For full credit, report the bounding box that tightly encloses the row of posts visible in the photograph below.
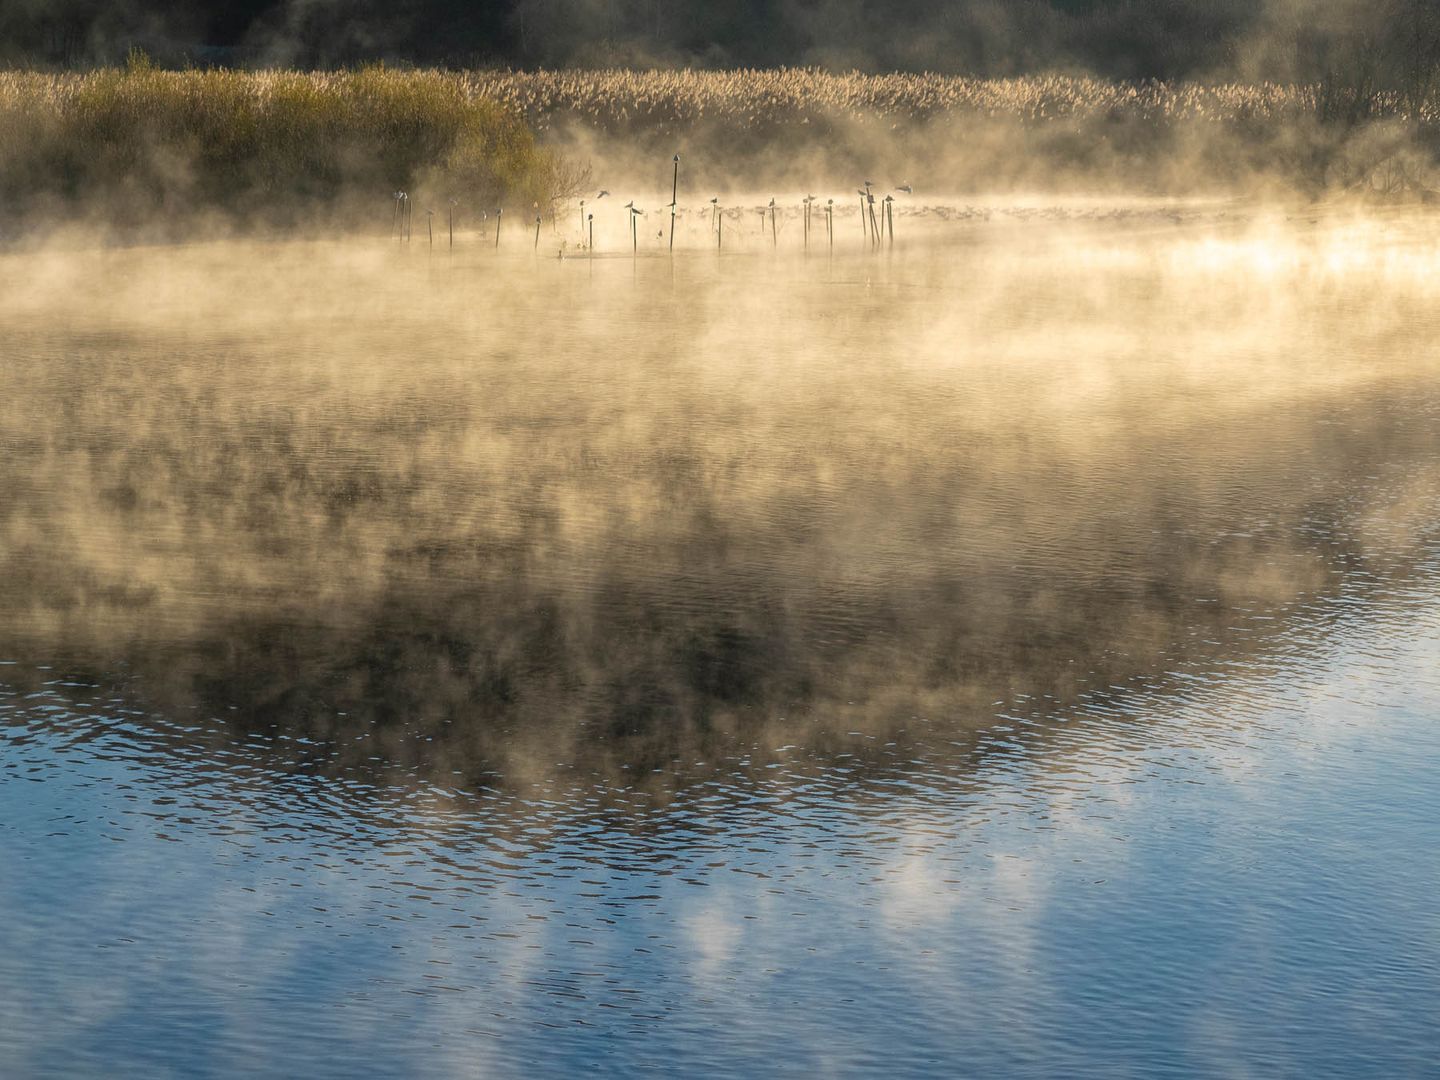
[389,161,901,254]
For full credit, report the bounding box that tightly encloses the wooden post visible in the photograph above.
[669,154,679,252]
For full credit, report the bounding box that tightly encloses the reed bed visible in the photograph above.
[461,69,1438,194]
[0,63,1432,230]
[465,68,1328,134]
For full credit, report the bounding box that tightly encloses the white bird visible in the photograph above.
[896,183,913,194]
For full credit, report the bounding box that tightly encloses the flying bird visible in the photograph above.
[896,184,913,194]
[597,190,610,198]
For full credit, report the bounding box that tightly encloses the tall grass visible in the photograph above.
[1,62,1432,230]
[465,68,1440,195]
[0,60,566,233]
[466,68,1328,135]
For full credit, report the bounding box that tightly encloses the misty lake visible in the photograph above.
[3,205,1439,1077]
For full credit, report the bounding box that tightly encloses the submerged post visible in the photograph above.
[534,214,542,250]
[669,154,679,252]
[588,212,594,251]
[495,207,503,249]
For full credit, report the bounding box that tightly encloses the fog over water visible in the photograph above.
[2,206,1439,1076]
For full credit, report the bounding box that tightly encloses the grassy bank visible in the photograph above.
[0,60,569,236]
[2,63,1435,236]
[468,68,1439,196]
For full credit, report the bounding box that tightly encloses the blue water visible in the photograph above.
[3,223,1440,1076]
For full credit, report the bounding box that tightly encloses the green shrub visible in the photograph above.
[0,65,564,231]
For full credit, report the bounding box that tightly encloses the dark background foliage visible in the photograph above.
[0,0,1271,77]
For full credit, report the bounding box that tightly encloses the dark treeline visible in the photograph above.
[0,0,1357,80]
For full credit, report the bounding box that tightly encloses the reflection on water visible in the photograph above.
[2,210,1440,1076]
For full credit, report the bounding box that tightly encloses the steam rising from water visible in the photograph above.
[4,204,1440,1078]
[4,206,1440,800]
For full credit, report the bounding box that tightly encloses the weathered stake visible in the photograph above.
[669,154,679,252]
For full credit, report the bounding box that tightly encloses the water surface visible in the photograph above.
[2,209,1439,1076]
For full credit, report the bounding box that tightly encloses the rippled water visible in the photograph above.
[3,209,1440,1077]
